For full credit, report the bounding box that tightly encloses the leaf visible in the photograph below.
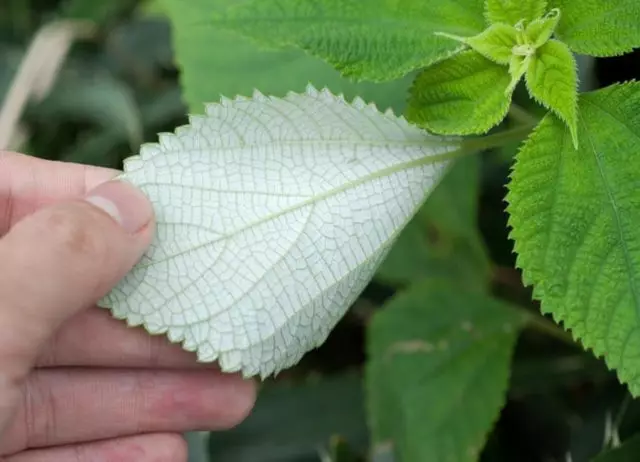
[31,70,143,150]
[525,39,579,148]
[507,54,530,94]
[159,0,413,114]
[548,0,640,57]
[462,23,518,65]
[407,50,512,135]
[592,433,640,462]
[208,373,369,461]
[98,85,462,378]
[524,7,561,48]
[436,23,518,65]
[485,0,547,26]
[210,0,487,82]
[375,154,491,290]
[506,82,640,395]
[366,279,527,461]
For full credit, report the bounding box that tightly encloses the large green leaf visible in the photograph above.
[210,0,487,82]
[549,0,640,57]
[159,0,412,113]
[485,0,548,26]
[407,50,512,135]
[208,373,368,462]
[375,154,490,290]
[366,279,526,461]
[506,82,640,395]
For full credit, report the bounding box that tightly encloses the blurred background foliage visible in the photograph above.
[2,1,640,461]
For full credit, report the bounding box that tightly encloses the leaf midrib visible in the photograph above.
[580,98,640,325]
[129,148,458,270]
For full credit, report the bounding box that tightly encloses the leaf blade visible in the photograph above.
[99,86,462,378]
[485,0,547,26]
[159,0,414,114]
[506,82,640,395]
[210,0,487,81]
[407,50,512,135]
[525,39,579,148]
[549,0,640,56]
[366,279,526,461]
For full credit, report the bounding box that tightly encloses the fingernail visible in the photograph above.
[85,180,153,233]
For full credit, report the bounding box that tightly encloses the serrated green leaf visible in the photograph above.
[375,155,491,290]
[548,0,640,57]
[366,279,526,461]
[592,433,640,462]
[208,373,368,462]
[525,39,578,148]
[99,85,462,379]
[407,50,512,135]
[485,0,547,26]
[506,82,640,395]
[507,54,530,94]
[159,0,413,114]
[438,23,518,65]
[210,0,487,82]
[525,7,561,48]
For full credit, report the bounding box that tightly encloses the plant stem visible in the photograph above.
[520,309,577,345]
[508,103,539,126]
[460,122,535,154]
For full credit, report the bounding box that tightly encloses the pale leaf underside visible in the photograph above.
[98,85,460,378]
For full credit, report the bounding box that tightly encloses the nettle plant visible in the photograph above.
[101,0,640,459]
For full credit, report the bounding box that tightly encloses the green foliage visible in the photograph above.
[454,23,518,65]
[524,8,561,48]
[592,433,640,462]
[208,373,369,461]
[507,82,640,395]
[158,0,413,113]
[209,0,487,82]
[375,155,491,290]
[366,279,527,461]
[485,0,547,25]
[524,39,578,148]
[407,50,512,135]
[549,0,640,57]
[6,1,640,461]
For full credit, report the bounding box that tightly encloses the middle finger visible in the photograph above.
[0,367,256,454]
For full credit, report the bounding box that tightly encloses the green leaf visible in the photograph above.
[159,0,413,114]
[210,0,487,82]
[507,54,529,94]
[366,279,526,461]
[485,0,547,26]
[549,0,640,56]
[437,23,518,65]
[208,373,369,461]
[407,50,512,135]
[506,82,640,396]
[99,85,462,379]
[375,155,491,290]
[592,433,640,462]
[525,39,578,148]
[524,7,561,47]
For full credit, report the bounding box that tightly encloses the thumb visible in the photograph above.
[0,179,154,381]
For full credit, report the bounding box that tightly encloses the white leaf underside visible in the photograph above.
[98,84,460,378]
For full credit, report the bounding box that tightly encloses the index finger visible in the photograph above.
[35,307,216,369]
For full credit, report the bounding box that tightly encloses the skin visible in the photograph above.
[0,151,257,461]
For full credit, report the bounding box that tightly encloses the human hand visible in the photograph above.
[0,152,256,461]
